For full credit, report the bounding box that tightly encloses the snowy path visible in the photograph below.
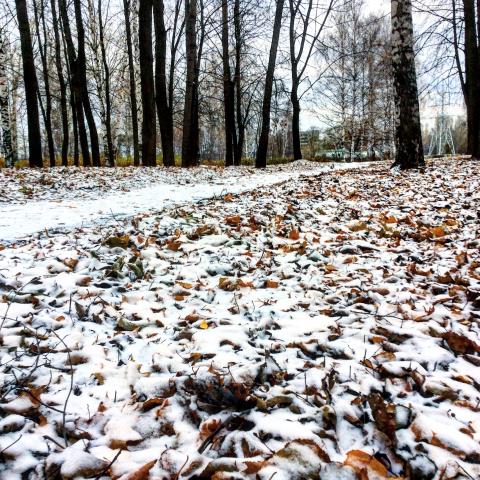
[0,161,372,242]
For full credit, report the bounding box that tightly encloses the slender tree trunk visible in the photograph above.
[153,0,175,166]
[289,1,301,160]
[73,0,100,166]
[463,0,480,159]
[233,0,243,165]
[290,80,301,160]
[51,0,69,166]
[98,0,115,166]
[59,0,90,166]
[221,0,237,167]
[390,0,424,169]
[0,30,14,167]
[123,0,140,166]
[139,0,156,166]
[182,0,199,167]
[255,0,285,168]
[33,0,56,166]
[15,0,43,167]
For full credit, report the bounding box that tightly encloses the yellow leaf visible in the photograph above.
[199,320,209,329]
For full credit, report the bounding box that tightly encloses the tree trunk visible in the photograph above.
[153,0,175,166]
[221,0,237,167]
[390,0,424,169]
[233,0,243,165]
[139,0,157,166]
[51,0,69,166]
[290,82,301,160]
[73,0,100,166]
[463,0,480,159]
[123,0,140,166]
[0,30,14,167]
[15,0,43,167]
[98,0,115,166]
[182,0,199,167]
[59,0,90,166]
[33,0,56,167]
[255,0,285,168]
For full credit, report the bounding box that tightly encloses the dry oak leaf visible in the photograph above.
[368,393,397,442]
[199,418,222,441]
[265,279,279,288]
[225,215,241,226]
[442,331,480,355]
[289,228,300,240]
[104,235,130,249]
[121,460,157,480]
[344,450,403,480]
[166,239,182,251]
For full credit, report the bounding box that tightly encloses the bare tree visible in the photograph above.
[123,0,140,166]
[182,0,199,167]
[153,0,175,166]
[15,0,43,166]
[256,0,285,168]
[288,0,334,160]
[139,0,156,166]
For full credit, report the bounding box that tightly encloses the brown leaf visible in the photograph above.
[368,393,397,443]
[199,418,222,441]
[344,450,403,479]
[289,228,300,240]
[104,235,130,249]
[225,215,241,226]
[442,331,480,355]
[142,397,168,412]
[122,460,157,480]
[265,279,279,288]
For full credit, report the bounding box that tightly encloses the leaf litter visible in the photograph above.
[0,158,479,479]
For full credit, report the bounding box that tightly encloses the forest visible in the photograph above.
[0,0,478,168]
[1,1,480,480]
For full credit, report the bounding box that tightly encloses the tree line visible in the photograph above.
[0,0,479,170]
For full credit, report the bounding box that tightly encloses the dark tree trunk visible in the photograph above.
[233,0,243,165]
[33,0,55,167]
[255,0,285,168]
[123,0,140,166]
[290,83,301,160]
[15,0,43,167]
[98,0,115,166]
[289,0,301,160]
[70,92,79,166]
[153,0,175,166]
[59,0,90,166]
[463,0,480,159]
[182,0,199,167]
[390,0,424,169]
[51,0,69,166]
[221,0,237,167]
[73,0,100,166]
[139,0,157,166]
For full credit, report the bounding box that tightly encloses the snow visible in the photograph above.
[1,157,480,480]
[0,161,372,243]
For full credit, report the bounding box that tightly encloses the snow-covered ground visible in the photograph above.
[1,158,480,480]
[0,161,374,243]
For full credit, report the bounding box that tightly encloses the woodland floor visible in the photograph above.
[0,161,371,242]
[1,158,480,480]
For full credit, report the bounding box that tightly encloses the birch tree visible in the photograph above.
[0,29,14,167]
